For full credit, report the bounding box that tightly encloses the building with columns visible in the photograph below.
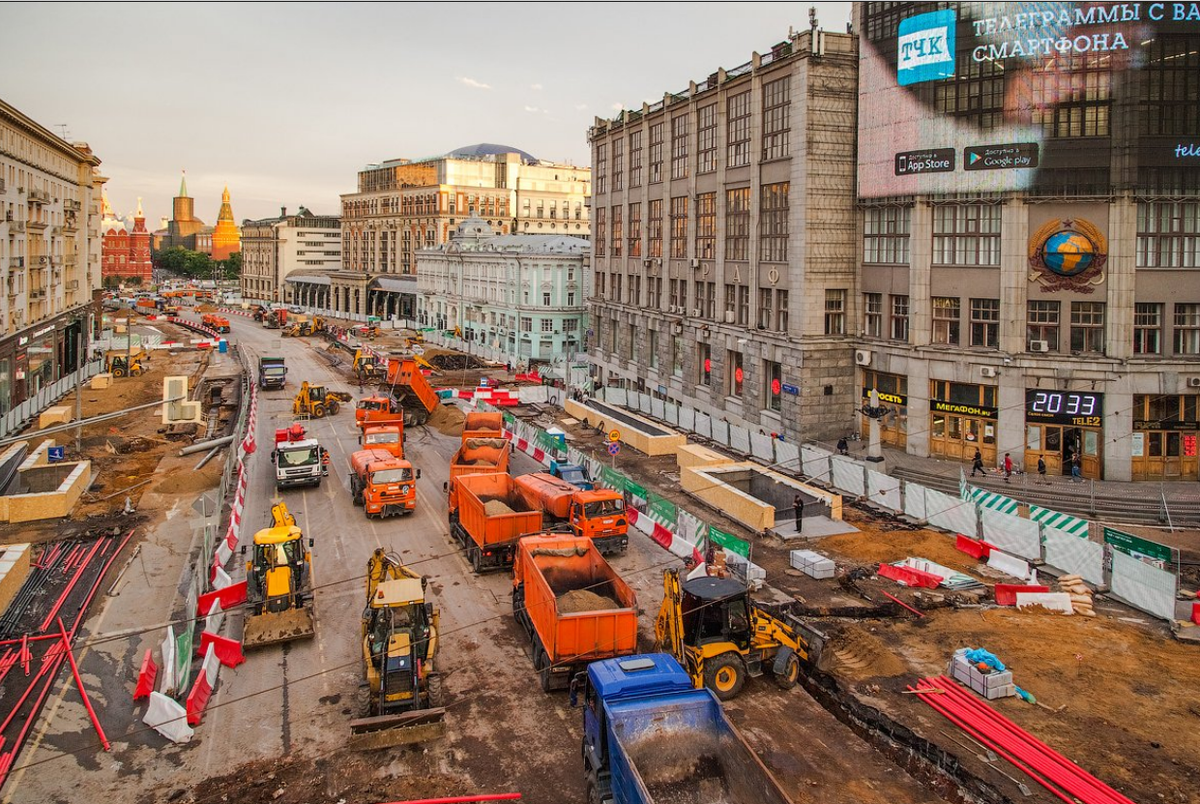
[0,97,105,415]
[587,28,860,443]
[239,206,340,305]
[854,2,1200,481]
[417,213,589,366]
[324,144,590,321]
[100,193,152,284]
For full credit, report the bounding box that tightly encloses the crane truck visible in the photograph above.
[514,473,629,556]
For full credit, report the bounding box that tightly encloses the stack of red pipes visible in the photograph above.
[910,676,1135,804]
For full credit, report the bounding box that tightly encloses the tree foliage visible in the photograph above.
[153,247,241,280]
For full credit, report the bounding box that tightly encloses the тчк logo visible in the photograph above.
[897,9,956,86]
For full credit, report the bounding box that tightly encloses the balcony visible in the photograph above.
[29,289,45,300]
[26,219,47,231]
[8,257,22,269]
[62,199,81,212]
[28,189,50,205]
[7,221,24,233]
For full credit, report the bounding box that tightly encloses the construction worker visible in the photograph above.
[793,494,804,533]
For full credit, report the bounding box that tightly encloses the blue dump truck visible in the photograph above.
[258,356,287,390]
[550,459,594,490]
[578,653,793,804]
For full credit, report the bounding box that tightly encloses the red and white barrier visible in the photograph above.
[159,626,176,695]
[144,691,194,743]
[197,581,248,617]
[133,649,158,700]
[212,564,233,590]
[197,631,245,669]
[185,643,221,725]
[204,600,224,634]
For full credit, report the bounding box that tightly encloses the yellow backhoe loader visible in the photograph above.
[654,567,814,700]
[242,501,316,648]
[291,381,353,418]
[350,548,445,749]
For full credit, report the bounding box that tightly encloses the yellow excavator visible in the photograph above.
[353,349,386,383]
[242,501,316,648]
[351,548,445,749]
[655,567,812,700]
[292,381,352,418]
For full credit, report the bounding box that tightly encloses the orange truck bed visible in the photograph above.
[385,357,439,419]
[512,533,638,691]
[462,411,504,440]
[448,438,512,512]
[451,472,542,572]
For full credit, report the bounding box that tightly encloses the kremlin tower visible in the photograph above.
[211,185,241,260]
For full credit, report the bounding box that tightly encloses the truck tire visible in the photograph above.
[427,672,445,709]
[112,367,127,378]
[469,546,482,574]
[586,771,603,804]
[534,643,553,693]
[774,652,800,690]
[328,400,340,415]
[704,654,746,701]
[312,403,326,419]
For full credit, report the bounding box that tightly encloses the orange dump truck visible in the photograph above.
[360,424,404,459]
[383,357,439,425]
[201,313,231,333]
[513,473,629,556]
[446,412,512,515]
[512,533,638,692]
[450,472,541,573]
[356,396,405,432]
[348,448,420,518]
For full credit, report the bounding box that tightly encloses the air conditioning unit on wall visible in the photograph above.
[980,366,998,378]
[1029,340,1050,353]
[854,349,872,367]
[1188,376,1200,388]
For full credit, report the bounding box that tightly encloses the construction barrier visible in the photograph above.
[133,649,158,700]
[197,631,245,669]
[143,691,194,744]
[159,626,177,695]
[204,600,224,634]
[980,508,1041,561]
[1110,550,1177,621]
[196,580,248,616]
[877,562,943,589]
[954,534,992,561]
[993,584,1050,607]
[185,644,221,726]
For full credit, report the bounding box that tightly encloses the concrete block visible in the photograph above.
[676,443,733,470]
[90,373,113,390]
[0,543,31,618]
[38,405,73,429]
[790,549,836,579]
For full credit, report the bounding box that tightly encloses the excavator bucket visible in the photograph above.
[348,707,446,751]
[242,607,315,649]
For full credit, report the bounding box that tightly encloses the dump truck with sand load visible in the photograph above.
[514,473,629,556]
[577,653,793,804]
[380,357,439,426]
[349,448,419,518]
[449,472,541,572]
[512,533,638,692]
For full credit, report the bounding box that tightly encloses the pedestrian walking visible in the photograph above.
[1037,456,1047,483]
[793,494,804,533]
[971,448,984,477]
[1003,452,1013,483]
[837,436,849,456]
[1071,454,1082,482]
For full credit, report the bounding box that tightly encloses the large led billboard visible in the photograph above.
[858,2,1200,197]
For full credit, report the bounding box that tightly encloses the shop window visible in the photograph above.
[1070,302,1105,353]
[863,293,882,338]
[698,342,711,386]
[890,295,909,342]
[1134,303,1162,355]
[970,298,999,348]
[932,297,960,345]
[1174,303,1200,354]
[727,350,743,397]
[1027,301,1060,351]
[765,360,782,412]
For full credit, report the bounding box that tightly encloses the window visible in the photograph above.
[628,131,643,187]
[612,137,624,192]
[669,197,689,259]
[698,342,712,386]
[758,288,773,329]
[825,290,846,335]
[611,273,622,302]
[541,319,554,333]
[649,330,659,369]
[776,289,789,332]
[611,206,623,257]
[567,292,576,306]
[1027,300,1060,351]
[542,292,551,306]
[863,293,883,338]
[704,281,717,319]
[648,277,662,309]
[725,188,750,260]
[648,200,663,259]
[520,316,532,332]
[669,278,687,310]
[724,283,736,320]
[1134,303,1162,355]
[1140,37,1200,137]
[932,297,960,345]
[727,92,751,167]
[564,318,579,332]
[863,206,911,264]
[761,77,791,160]
[970,298,1000,348]
[670,115,689,180]
[595,207,606,257]
[1031,52,1111,137]
[727,350,744,396]
[628,203,642,257]
[648,123,664,184]
[1137,201,1200,268]
[1070,301,1105,353]
[672,336,683,376]
[890,295,909,342]
[627,324,636,360]
[695,193,715,259]
[595,144,607,195]
[1174,303,1200,354]
[933,204,1001,266]
[737,285,749,326]
[629,275,641,306]
[760,183,789,262]
[697,104,717,173]
[765,360,782,412]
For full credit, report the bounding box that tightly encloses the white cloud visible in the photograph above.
[524,105,540,113]
[530,83,543,91]
[457,76,491,90]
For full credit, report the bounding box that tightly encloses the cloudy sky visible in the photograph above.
[2,1,852,224]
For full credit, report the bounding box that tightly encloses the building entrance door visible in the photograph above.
[1062,427,1102,479]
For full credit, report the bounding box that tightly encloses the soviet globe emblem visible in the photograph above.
[1042,229,1095,276]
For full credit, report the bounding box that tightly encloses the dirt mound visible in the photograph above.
[557,589,618,613]
[820,624,908,680]
[429,402,465,436]
[820,520,979,574]
[150,460,223,495]
[483,499,514,516]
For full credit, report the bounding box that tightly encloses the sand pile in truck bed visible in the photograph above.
[557,589,618,613]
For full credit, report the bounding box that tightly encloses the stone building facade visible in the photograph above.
[101,195,152,284]
[240,206,340,304]
[587,29,859,443]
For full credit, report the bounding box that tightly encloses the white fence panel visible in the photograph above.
[981,508,1041,560]
[695,412,712,439]
[711,419,729,446]
[904,482,927,522]
[750,432,775,463]
[606,387,627,407]
[518,386,548,404]
[1042,527,1105,586]
[926,487,979,538]
[1110,549,1177,621]
[651,398,665,420]
[801,446,832,483]
[831,456,865,496]
[775,440,800,472]
[867,470,901,512]
[679,407,696,432]
[729,425,751,454]
[638,393,652,413]
[665,403,680,426]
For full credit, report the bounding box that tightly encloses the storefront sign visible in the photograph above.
[781,383,799,396]
[930,399,998,418]
[1133,419,1200,431]
[1131,432,1145,457]
[31,324,55,338]
[861,387,907,406]
[1103,527,1173,568]
[1025,389,1104,426]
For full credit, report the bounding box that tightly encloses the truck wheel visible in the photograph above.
[704,654,746,701]
[586,771,604,804]
[426,672,445,709]
[774,652,801,690]
[534,644,553,693]
[328,400,340,415]
[469,547,482,573]
[312,403,326,419]
[112,367,126,378]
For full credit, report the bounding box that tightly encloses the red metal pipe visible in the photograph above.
[39,538,105,633]
[0,635,59,649]
[56,618,109,751]
[378,796,522,804]
[19,635,29,676]
[879,590,925,617]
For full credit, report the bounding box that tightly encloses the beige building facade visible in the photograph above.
[588,29,859,443]
[240,206,340,304]
[0,98,105,414]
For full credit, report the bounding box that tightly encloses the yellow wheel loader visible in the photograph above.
[350,548,445,749]
[654,567,814,701]
[241,501,316,648]
[291,381,353,418]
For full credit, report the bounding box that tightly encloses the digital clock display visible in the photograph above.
[1025,390,1104,427]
